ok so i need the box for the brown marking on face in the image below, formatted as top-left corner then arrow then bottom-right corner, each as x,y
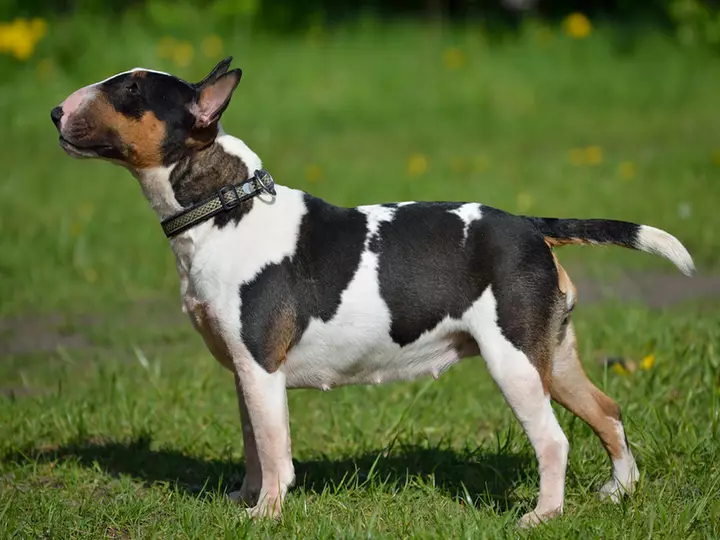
115,110 -> 166,168
549,324 -> 626,460
83,95 -> 167,169
132,70 -> 148,78
263,303 -> 298,372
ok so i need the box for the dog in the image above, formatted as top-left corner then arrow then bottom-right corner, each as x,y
51,57 -> 694,526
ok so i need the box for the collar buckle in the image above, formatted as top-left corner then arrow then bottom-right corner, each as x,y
217,185 -> 240,211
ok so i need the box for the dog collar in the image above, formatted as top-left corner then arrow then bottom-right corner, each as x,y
161,169 -> 277,238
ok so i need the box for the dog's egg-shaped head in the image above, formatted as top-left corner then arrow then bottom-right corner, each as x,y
50,57 -> 242,169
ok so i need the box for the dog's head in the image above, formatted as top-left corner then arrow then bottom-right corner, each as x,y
51,57 -> 241,169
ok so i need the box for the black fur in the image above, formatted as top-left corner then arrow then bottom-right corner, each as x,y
100,71 -> 198,165
239,194 -> 368,371
373,204 -> 559,353
529,217 -> 641,248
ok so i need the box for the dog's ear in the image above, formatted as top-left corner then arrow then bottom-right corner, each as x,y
190,68 -> 242,129
194,56 -> 233,88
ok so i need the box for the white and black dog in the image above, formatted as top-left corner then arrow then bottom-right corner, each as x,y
51,57 -> 694,526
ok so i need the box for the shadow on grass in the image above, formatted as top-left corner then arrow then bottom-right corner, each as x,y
4,434 -> 532,511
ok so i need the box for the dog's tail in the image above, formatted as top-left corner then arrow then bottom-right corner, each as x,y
527,217 -> 695,276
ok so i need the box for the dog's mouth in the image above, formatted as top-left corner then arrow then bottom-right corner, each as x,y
59,136 -> 115,159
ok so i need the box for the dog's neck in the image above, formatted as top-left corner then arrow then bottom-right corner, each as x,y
132,130 -> 263,223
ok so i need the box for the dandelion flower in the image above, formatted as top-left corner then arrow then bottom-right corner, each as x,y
407,154 -> 428,176
640,354 -> 655,371
585,145 -> 603,165
443,47 -> 465,70
563,13 -> 592,39
612,362 -> 628,376
173,41 -> 194,68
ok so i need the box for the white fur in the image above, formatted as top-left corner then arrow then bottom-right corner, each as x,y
599,419 -> 639,502
450,203 -> 483,241
636,225 -> 695,276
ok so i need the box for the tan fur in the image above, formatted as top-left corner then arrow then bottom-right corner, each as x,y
264,304 -> 297,372
549,324 -> 625,460
93,96 -> 166,168
544,236 -> 586,247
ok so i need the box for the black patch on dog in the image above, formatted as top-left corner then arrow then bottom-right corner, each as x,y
239,194 -> 368,371
168,141 -> 252,227
373,204 -> 559,355
528,216 -> 641,249
98,71 -> 207,166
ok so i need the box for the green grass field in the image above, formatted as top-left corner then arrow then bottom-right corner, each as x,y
1,17 -> 720,538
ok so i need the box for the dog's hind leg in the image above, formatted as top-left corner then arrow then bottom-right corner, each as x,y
549,322 -> 639,502
468,288 -> 569,527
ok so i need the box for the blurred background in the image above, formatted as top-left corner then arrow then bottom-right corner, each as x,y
0,1 -> 718,314
2,4 -> 720,536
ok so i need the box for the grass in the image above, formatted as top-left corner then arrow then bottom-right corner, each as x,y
1,15 -> 720,538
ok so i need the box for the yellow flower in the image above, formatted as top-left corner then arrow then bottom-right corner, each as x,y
563,13 -> 592,39
173,41 -> 194,68
516,191 -> 535,213
612,362 -> 629,376
407,154 -> 428,176
201,35 -> 223,59
0,18 -> 44,61
157,36 -> 176,60
618,161 -> 635,180
586,145 -> 603,165
305,164 -> 323,183
569,146 -> 603,166
443,47 -> 465,70
640,353 -> 656,371
569,148 -> 586,166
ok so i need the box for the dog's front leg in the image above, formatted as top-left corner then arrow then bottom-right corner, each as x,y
232,357 -> 294,519
228,373 -> 262,506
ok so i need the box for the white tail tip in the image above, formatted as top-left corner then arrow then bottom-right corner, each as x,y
636,225 -> 695,276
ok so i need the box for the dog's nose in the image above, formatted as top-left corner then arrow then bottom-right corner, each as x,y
51,106 -> 63,127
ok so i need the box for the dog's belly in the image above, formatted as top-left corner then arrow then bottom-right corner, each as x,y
282,329 -> 477,389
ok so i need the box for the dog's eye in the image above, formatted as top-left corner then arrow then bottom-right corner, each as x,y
126,82 -> 139,95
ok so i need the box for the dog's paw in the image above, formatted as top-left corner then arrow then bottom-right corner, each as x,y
599,477 -> 636,503
517,507 -> 562,528
228,481 -> 261,506
243,497 -> 282,520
